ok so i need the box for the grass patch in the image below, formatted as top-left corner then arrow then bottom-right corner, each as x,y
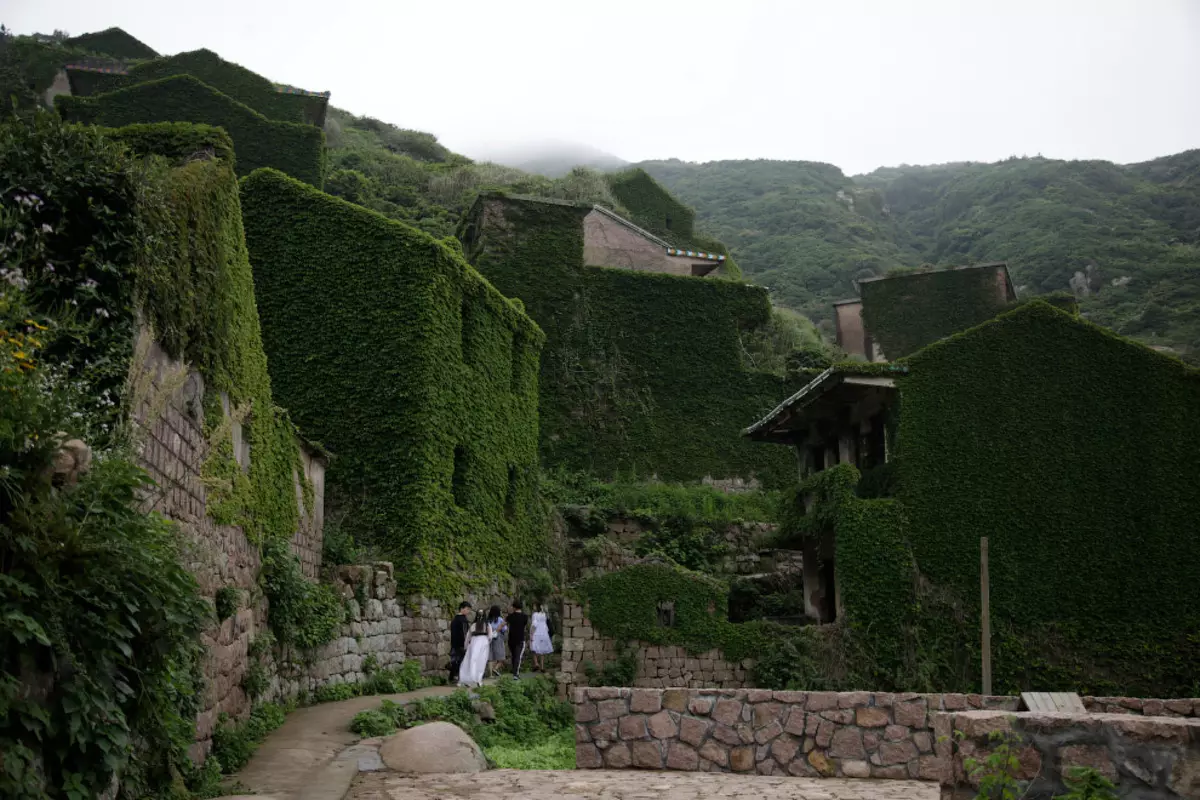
484,729 -> 575,769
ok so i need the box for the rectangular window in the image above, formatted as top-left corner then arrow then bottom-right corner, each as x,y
505,465 -> 518,520
452,445 -> 469,508
510,333 -> 523,394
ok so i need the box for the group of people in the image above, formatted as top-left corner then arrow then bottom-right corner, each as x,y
449,600 -> 554,687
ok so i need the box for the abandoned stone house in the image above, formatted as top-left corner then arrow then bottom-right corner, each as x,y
834,261 -> 1015,361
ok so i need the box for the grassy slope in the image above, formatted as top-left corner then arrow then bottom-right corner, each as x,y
641,154 -> 1200,359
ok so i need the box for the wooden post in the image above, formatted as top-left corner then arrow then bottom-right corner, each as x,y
981,536 -> 992,696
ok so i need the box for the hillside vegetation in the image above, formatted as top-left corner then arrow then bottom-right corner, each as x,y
642,153 -> 1200,360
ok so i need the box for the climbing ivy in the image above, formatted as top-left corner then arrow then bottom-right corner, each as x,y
860,265 -> 1009,359
64,27 -> 158,59
461,194 -> 799,486
67,49 -> 327,126
56,74 -> 325,186
240,168 -> 547,600
895,300 -> 1200,695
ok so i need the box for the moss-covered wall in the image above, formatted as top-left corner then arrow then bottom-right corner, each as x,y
461,194 -> 798,487
860,265 -> 1010,359
895,301 -> 1200,695
67,49 -> 327,126
240,169 -> 545,599
56,75 -> 325,186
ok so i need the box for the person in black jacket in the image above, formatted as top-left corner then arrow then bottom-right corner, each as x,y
506,600 -> 529,679
449,601 -> 472,683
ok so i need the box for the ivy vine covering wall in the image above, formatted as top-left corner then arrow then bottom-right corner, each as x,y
460,194 -> 798,486
67,48 -> 327,126
860,265 -> 1010,359
895,301 -> 1200,695
240,169 -> 546,599
56,74 -> 325,186
64,26 -> 158,59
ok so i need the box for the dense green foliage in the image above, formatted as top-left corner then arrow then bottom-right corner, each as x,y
641,154 -> 1200,361
56,75 -> 325,185
861,266 -> 1011,359
259,538 -> 344,649
64,27 -> 157,59
544,472 -> 780,524
240,168 -> 545,598
0,117 -> 211,799
897,302 -> 1200,695
462,195 -> 800,486
350,676 -> 574,768
0,33 -> 92,112
68,49 -> 327,126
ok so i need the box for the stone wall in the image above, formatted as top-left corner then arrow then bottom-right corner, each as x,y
573,687 -> 1018,779
399,582 -> 512,676
945,709 -> 1200,798
558,602 -> 752,697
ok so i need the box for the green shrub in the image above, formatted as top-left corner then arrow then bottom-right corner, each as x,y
349,708 -> 397,738
210,703 -> 289,774
259,538 -> 344,650
64,27 -> 157,59
1055,767 -> 1119,800
57,75 -> 325,185
215,585 -> 241,621
584,644 -> 638,687
486,729 -> 575,769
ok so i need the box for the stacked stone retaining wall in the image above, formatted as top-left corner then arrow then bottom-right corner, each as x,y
573,688 -> 1200,783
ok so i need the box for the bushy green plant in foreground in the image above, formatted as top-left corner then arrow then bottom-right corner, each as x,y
349,676 -> 573,768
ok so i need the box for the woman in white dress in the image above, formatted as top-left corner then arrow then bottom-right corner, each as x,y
458,611 -> 493,687
529,603 -> 553,673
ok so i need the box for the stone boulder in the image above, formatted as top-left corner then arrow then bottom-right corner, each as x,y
379,722 -> 487,773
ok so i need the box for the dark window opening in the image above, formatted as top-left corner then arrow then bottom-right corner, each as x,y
820,558 -> 837,623
452,445 -> 469,508
808,445 -> 825,474
664,215 -> 673,231
690,263 -> 709,277
505,465 -> 518,520
656,600 -> 676,628
460,295 -> 476,365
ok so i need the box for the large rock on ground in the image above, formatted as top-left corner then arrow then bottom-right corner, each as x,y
379,722 -> 487,773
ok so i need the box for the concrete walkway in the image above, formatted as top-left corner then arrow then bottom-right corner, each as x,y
220,686 -> 454,800
348,770 -> 941,800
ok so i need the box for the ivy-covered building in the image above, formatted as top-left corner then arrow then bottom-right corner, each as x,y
834,262 -> 1015,360
746,300 -> 1200,696
241,169 -> 546,598
459,192 -> 799,487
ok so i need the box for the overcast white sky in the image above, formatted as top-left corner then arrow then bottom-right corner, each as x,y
7,0 -> 1199,174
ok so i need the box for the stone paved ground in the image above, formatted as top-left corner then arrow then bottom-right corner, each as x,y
348,770 -> 940,800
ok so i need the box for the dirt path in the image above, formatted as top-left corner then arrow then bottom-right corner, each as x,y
219,686 -> 454,800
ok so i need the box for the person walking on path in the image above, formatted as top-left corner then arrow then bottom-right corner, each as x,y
487,605 -> 507,678
530,602 -> 553,673
448,601 -> 472,684
506,600 -> 529,679
459,611 -> 493,688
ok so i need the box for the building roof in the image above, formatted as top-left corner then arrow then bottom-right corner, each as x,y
483,193 -> 726,263
859,261 -> 1016,301
64,62 -> 330,98
832,298 -> 862,307
743,364 -> 907,443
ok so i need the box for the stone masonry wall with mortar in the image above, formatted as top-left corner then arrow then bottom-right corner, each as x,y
559,601 -> 752,697
573,688 -> 1200,783
945,709 -> 1200,798
400,582 -> 509,677
573,687 -> 1018,779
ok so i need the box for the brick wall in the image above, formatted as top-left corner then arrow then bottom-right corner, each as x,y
573,687 -> 1018,778
559,601 -> 752,697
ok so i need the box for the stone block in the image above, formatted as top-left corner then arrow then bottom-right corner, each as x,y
730,746 -> 754,772
918,754 -> 948,782
807,692 -> 839,711
895,700 -> 927,728
662,689 -> 688,712
842,759 -> 871,778
815,719 -> 834,748
878,740 -> 918,765
807,750 -> 835,776
630,689 -> 661,714
784,708 -> 807,736
856,707 -> 890,727
838,691 -> 870,708
597,698 -> 628,719
679,716 -> 711,746
753,702 -> 783,728
770,735 -> 799,765
603,742 -> 630,768
884,723 -> 909,740
1059,745 -> 1117,783
665,741 -> 699,770
873,765 -> 909,779
700,740 -> 728,767
712,699 -> 743,726
590,719 -> 617,745
575,724 -> 591,743
745,689 -> 773,703
773,691 -> 807,704
619,714 -> 648,740
914,731 -> 933,752
647,710 -> 678,739
828,727 -> 865,759
712,723 -> 741,746
754,720 -> 783,745
631,740 -> 663,769
688,696 -> 715,716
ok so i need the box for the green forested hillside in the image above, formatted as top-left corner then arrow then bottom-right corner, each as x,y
642,153 -> 1200,360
